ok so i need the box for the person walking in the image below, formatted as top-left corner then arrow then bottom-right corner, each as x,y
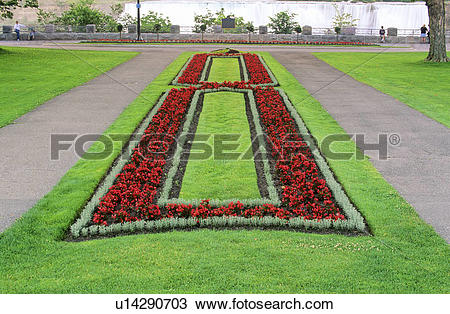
13,21 -> 25,41
420,24 -> 428,43
379,26 -> 386,43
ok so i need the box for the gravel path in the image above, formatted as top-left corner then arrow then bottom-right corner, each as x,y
272,51 -> 450,242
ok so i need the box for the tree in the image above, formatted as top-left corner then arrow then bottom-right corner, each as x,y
246,22 -> 255,41
1,0 -> 38,20
268,11 -> 299,34
331,3 -> 358,30
118,10 -> 171,33
139,11 -> 171,33
193,9 -> 215,33
294,25 -> 302,42
53,0 -> 117,32
193,8 -> 249,33
36,8 -> 56,25
425,0 -> 448,62
200,23 -> 206,41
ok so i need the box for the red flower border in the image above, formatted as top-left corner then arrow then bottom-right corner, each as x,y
175,52 -> 275,86
91,82 -> 345,226
85,39 -> 377,47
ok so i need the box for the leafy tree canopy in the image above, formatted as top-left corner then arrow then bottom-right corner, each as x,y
331,3 -> 359,29
1,0 -> 38,20
193,8 -> 251,33
268,11 -> 300,34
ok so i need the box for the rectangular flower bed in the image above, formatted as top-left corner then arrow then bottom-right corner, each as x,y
172,52 -> 278,87
70,78 -> 366,239
69,53 -> 366,239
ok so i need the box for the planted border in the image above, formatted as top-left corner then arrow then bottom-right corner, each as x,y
158,88 -> 281,207
172,52 -> 278,87
83,39 -> 379,47
70,76 -> 367,238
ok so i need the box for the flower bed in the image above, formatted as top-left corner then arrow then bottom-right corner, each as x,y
70,53 -> 366,239
83,38 -> 378,46
173,52 -> 278,87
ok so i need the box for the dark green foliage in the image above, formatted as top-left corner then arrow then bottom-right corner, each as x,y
193,8 -> 251,33
268,11 -> 300,34
54,0 -> 117,31
139,11 -> 171,33
0,0 -> 38,19
246,22 -> 255,33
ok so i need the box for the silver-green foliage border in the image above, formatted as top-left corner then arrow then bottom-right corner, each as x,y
199,55 -> 249,82
276,89 -> 366,232
70,91 -> 171,238
80,215 -> 357,239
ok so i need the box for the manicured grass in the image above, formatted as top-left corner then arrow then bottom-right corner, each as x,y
179,92 -> 260,200
0,51 -> 448,293
0,46 -> 138,128
207,57 -> 241,82
314,52 -> 450,128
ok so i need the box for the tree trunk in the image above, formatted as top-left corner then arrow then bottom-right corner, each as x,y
426,0 -> 448,62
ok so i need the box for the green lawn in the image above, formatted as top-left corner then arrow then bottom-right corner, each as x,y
0,51 -> 448,293
207,57 -> 241,82
0,46 -> 138,128
314,52 -> 450,128
179,92 -> 260,200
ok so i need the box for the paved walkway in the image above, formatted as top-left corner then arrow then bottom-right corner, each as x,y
272,52 -> 450,242
0,48 -> 180,232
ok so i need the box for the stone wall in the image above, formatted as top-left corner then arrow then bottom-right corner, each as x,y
2,31 -> 448,44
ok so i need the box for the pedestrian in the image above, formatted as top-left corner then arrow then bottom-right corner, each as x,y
420,24 -> 428,43
13,21 -> 25,41
29,27 -> 35,41
379,26 -> 386,43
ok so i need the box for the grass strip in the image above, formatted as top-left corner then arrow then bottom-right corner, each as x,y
314,52 -> 450,128
207,58 -> 241,82
179,92 -> 261,200
0,46 -> 138,128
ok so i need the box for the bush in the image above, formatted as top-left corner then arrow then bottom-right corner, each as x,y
331,3 -> 358,30
193,8 -> 251,34
118,10 -> 171,33
268,11 -> 300,34
36,1 -> 171,34
140,11 -> 171,33
42,0 -> 118,32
